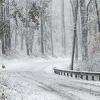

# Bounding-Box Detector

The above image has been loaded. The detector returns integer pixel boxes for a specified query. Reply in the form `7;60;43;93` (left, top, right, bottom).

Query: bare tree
95;0;100;32
50;0;54;56
61;0;66;55
70;0;79;70
80;0;88;61
0;0;11;55
40;5;44;55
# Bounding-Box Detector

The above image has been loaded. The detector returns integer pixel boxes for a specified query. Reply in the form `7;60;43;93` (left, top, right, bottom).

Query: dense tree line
70;0;100;71
0;0;54;56
0;0;100;71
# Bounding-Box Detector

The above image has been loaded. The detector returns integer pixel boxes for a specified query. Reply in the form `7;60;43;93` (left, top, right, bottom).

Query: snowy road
1;58;100;100
6;70;100;100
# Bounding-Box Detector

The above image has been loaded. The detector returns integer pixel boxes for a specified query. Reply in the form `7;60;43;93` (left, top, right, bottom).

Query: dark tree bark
25;0;30;56
40;9;44;55
95;0;100;32
75;34;78;60
61;0;66;55
1;0;11;55
50;0;54;56
70;0;78;70
80;0;88;61
20;28;24;50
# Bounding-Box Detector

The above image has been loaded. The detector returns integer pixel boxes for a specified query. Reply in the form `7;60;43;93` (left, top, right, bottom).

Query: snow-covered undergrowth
74;53;100;72
0;56;71;72
0;68;9;100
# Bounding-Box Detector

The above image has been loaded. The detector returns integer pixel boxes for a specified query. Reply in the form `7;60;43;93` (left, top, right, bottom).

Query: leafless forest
0;0;100;100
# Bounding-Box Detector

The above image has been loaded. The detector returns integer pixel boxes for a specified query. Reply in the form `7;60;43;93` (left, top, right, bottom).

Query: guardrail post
54;70;57;74
86;75;88;80
67;73;69;76
53;69;100;82
70;73;73;77
99;76;100;81
59;72;60;75
75;74;77;78
81;75;83;79
92;76;94;81
64;72;65;76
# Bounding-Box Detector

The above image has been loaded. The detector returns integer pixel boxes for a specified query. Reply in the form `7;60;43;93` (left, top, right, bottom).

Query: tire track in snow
14;72;89;100
8;71;100;100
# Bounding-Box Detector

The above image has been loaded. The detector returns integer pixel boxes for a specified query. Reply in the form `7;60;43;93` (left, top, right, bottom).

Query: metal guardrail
53;68;100;81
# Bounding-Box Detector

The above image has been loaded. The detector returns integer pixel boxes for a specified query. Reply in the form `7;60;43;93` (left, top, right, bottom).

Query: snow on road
0;57;100;100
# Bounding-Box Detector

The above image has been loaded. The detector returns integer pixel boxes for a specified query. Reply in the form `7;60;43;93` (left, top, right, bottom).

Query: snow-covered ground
0;57;100;100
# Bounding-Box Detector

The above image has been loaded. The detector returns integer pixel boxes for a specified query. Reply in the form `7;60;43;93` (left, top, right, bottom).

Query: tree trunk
50;0;54;56
25;0;30;56
75;34;78;60
2;33;5;54
70;0;78;70
1;3;5;54
21;29;24;50
1;0;11;55
71;24;77;70
40;10;44;55
61;0;66;55
80;0;88;61
15;27;17;49
95;0;100;32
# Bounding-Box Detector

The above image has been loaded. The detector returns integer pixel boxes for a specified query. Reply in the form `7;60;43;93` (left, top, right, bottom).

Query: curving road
6;70;100;100
2;58;100;100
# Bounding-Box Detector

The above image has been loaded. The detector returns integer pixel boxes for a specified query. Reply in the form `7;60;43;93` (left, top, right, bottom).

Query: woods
0;0;67;57
70;0;100;71
0;0;100;71
0;0;11;55
0;1;100;100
